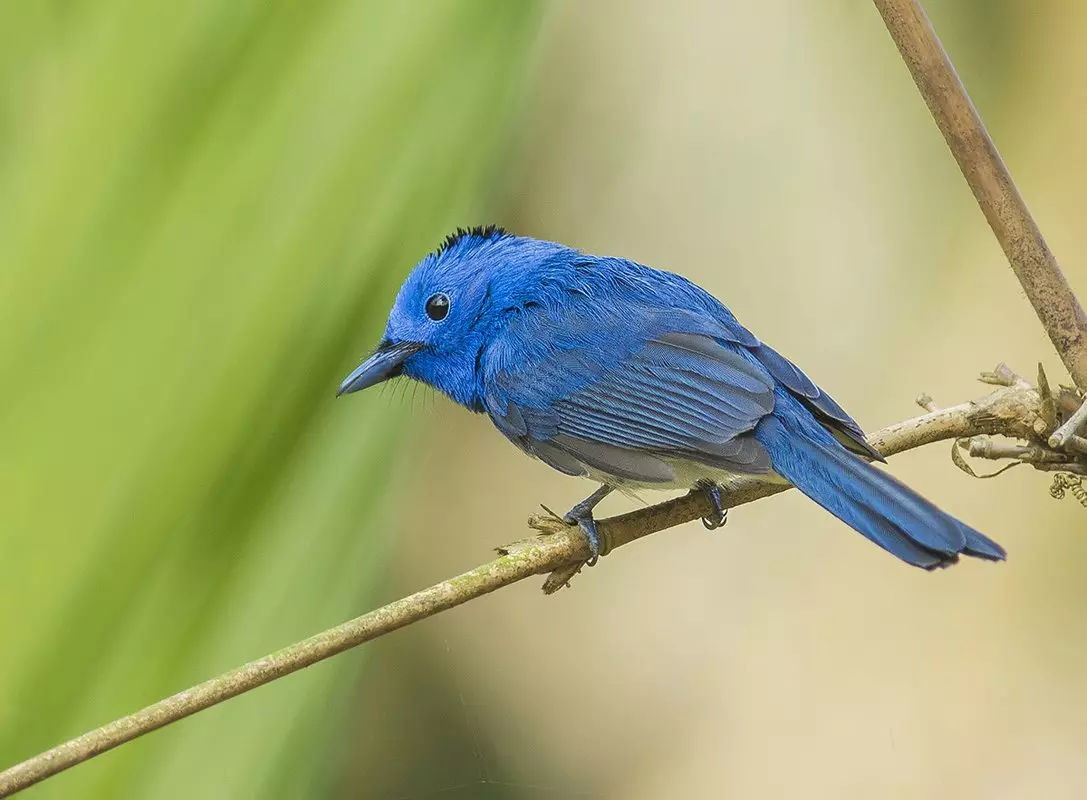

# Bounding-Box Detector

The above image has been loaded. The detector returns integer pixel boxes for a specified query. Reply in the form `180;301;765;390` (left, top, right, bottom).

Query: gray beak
337;340;422;396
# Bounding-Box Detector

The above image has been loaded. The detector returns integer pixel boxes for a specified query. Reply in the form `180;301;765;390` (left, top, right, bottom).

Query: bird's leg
696;480;728;530
563;484;613;566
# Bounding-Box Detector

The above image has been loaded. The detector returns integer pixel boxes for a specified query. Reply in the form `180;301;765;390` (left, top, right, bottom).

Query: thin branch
0;535;582;798
873;0;1087;389
0;376;1046;797
1049;397;1087;449
1065;435;1087;457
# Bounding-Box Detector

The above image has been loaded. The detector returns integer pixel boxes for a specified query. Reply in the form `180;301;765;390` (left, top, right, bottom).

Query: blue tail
755;402;1006;569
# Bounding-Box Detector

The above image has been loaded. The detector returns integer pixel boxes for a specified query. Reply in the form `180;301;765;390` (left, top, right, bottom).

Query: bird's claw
561;485;612;567
563;511;601;566
698;481;728;530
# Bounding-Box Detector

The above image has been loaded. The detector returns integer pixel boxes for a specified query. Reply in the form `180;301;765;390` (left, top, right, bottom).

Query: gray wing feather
487;329;778;482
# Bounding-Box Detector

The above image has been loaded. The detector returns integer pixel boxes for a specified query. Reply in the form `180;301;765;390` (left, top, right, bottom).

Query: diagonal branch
0;374;1048;797
872;0;1087;389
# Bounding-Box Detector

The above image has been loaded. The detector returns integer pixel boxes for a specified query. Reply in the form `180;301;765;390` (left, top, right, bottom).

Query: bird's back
480;252;878;472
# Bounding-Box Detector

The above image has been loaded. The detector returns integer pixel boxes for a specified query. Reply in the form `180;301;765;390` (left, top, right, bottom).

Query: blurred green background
1;1;1085;798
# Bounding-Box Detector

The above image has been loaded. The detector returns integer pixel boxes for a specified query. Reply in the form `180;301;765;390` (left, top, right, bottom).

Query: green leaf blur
0;2;540;797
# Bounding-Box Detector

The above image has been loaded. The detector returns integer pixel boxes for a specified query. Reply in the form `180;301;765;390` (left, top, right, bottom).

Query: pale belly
580;457;790;495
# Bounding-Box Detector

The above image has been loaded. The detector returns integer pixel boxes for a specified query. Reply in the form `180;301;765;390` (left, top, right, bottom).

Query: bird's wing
483;303;777;483
746;342;883;461
654;287;878;461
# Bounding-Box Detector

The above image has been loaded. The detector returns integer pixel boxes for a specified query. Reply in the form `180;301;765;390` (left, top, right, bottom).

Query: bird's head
337;226;569;410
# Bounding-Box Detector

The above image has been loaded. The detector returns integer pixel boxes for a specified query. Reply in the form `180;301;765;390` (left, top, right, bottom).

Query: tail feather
755;409;1006;569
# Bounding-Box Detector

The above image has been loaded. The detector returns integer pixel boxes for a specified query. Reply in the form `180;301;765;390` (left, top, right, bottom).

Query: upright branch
872;0;1087;390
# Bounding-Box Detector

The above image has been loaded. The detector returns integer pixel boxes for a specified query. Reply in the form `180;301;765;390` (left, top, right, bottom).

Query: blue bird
339;226;1006;570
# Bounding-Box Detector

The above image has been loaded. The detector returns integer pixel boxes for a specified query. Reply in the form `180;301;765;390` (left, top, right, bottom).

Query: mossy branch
0;372;1057;797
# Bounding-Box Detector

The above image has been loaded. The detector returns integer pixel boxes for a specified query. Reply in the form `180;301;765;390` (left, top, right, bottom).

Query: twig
0;377;1044;797
872;0;1087;389
964;438;1060;463
915;392;939;413
1049;397;1087;449
1065;435;1087;457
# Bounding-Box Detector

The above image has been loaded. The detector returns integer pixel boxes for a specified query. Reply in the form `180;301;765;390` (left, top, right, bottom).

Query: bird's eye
425;292;450;321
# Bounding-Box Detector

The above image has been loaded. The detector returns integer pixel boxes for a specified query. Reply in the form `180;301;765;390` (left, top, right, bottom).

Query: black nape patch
434;224;508;256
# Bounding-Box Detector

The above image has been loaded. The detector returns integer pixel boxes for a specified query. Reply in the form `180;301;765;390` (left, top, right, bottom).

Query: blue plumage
339;227;1006;569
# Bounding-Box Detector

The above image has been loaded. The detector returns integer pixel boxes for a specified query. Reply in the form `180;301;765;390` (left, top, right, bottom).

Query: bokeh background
2;1;1085;797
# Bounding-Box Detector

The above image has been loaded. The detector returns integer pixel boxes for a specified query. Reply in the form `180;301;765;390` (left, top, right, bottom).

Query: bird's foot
561;484;612;567
563;509;601;566
696;481;728;530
